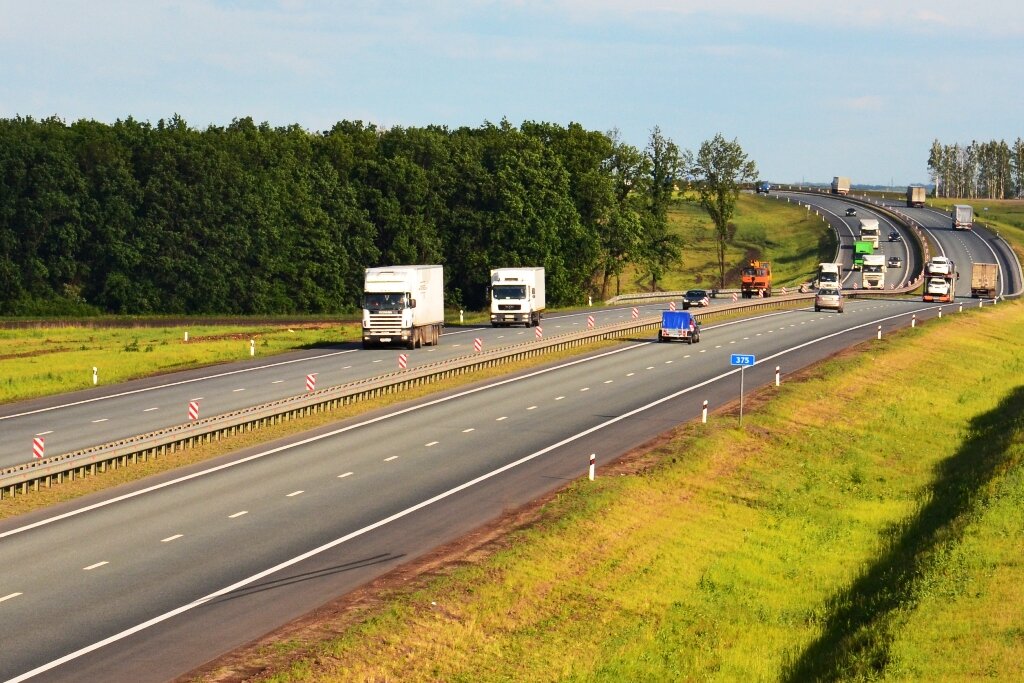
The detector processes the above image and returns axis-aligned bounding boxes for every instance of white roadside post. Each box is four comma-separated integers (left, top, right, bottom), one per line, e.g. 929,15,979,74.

877,325,882,340
184,330,189,342
459,309,464,324
959,302,963,312
92,366,98,385
775,366,780,387
588,453,596,481
250,339,255,356
701,400,708,424
912,314,916,328
938,308,942,318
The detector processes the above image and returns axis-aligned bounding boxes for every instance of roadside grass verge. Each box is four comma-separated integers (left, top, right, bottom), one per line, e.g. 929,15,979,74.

0,323,360,404
617,193,834,295
203,301,1024,682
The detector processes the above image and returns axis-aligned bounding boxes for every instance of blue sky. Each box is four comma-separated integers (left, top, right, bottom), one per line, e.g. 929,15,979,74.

2,1,1021,185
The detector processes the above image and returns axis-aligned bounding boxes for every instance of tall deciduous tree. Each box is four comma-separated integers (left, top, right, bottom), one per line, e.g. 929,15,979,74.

691,134,758,288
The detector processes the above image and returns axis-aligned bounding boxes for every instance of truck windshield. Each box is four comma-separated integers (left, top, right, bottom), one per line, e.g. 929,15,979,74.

492,285,527,300
742,268,766,277
819,273,838,283
864,265,883,273
363,292,407,310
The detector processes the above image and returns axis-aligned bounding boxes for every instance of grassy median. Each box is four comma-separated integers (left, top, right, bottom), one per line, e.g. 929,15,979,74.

198,300,1024,682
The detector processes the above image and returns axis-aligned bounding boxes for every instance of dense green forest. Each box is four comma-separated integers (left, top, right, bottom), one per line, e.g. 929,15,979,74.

0,116,684,315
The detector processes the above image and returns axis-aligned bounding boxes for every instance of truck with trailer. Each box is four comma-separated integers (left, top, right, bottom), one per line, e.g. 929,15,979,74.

362,265,444,349
952,204,974,230
858,218,880,248
740,259,772,298
852,241,873,271
923,257,956,303
659,310,701,344
861,254,886,289
817,262,842,289
490,267,545,327
906,185,926,208
970,263,998,298
831,176,851,195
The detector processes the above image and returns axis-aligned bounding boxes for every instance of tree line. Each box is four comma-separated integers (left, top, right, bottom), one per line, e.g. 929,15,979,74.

927,138,1024,199
0,115,753,315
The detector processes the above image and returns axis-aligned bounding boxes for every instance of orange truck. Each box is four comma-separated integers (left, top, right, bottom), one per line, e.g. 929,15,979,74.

741,259,773,298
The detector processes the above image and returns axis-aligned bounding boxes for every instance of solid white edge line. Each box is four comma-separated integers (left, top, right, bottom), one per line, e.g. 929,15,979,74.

0,350,359,422
6,305,930,682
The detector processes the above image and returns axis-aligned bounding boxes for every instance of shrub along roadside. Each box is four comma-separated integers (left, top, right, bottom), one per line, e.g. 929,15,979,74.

198,302,1024,682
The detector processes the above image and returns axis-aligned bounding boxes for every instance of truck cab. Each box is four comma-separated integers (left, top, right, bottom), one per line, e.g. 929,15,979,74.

817,263,841,289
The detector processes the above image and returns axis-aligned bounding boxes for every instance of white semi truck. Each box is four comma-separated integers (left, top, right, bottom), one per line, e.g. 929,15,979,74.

831,176,851,195
362,265,444,349
490,267,545,327
817,262,842,289
952,204,974,230
861,254,886,289
858,218,880,248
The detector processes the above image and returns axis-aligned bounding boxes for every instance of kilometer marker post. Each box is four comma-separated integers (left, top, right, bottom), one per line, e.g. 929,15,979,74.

730,354,756,426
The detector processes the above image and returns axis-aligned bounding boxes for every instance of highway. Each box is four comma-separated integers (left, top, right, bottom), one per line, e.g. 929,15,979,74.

0,295,967,682
0,300,731,470
774,191,918,288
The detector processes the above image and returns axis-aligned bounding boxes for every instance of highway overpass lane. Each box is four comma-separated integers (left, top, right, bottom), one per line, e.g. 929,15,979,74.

0,301,725,470
0,296,943,682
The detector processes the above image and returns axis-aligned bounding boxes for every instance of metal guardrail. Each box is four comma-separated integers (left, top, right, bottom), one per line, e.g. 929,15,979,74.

0,295,809,500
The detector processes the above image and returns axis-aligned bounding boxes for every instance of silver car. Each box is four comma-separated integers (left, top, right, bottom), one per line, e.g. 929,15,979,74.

814,288,844,313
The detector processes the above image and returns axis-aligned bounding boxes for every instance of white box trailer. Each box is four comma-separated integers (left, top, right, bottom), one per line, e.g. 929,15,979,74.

831,176,850,195
490,267,545,327
952,204,974,230
362,265,444,349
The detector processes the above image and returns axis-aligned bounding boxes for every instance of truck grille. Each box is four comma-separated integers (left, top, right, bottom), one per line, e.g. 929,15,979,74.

367,313,403,330
498,304,521,311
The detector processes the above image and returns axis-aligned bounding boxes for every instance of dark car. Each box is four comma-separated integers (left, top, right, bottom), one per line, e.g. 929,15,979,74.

888,256,902,268
889,230,902,241
845,207,857,217
682,289,711,309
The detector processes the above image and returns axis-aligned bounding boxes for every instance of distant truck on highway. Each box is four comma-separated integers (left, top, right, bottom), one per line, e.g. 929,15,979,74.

906,185,926,208
861,254,886,289
659,310,701,344
858,218,880,248
817,262,842,289
362,265,445,349
852,241,873,270
741,259,772,298
831,176,851,195
756,181,771,195
970,262,998,298
952,204,974,230
490,267,545,327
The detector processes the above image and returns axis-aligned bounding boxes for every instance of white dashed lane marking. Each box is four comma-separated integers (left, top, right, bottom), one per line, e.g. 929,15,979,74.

272,380,284,384
286,490,304,497
0,593,22,603
35,430,53,436
555,396,565,401
161,534,183,543
527,406,537,411
233,388,245,392
143,407,158,412
91,419,108,423
425,441,439,447
627,372,635,377
83,561,108,571
384,456,399,462
580,387,590,392
338,472,353,479
229,511,248,519
604,380,613,383
496,416,508,421
462,428,475,433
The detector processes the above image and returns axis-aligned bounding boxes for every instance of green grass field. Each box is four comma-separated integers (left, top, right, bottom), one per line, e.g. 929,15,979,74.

615,193,835,295
0,323,358,404
204,301,1024,682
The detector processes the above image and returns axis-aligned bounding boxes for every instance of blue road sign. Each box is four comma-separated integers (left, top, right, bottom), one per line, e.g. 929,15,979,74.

730,354,756,366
